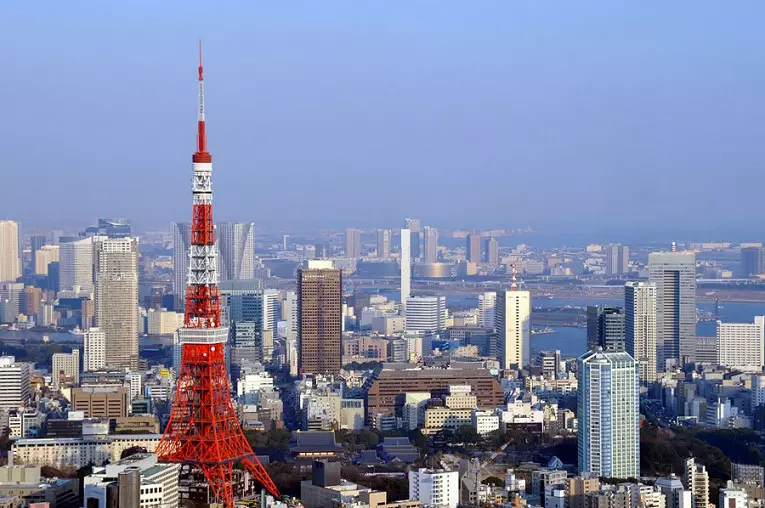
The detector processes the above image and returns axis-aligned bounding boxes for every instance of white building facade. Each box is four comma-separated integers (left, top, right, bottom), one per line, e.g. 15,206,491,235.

409,468,459,508
717,317,765,371
495,289,531,369
625,281,658,385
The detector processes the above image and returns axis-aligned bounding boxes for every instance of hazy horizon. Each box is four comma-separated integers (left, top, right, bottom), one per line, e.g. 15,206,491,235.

4,2,765,236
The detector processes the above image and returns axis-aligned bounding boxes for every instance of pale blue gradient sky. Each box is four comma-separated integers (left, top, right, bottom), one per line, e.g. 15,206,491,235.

3,2,765,236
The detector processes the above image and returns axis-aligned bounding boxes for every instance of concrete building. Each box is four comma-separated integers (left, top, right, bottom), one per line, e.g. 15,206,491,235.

684,457,709,508
95,237,139,370
566,476,601,508
0,221,21,283
298,260,342,376
364,365,504,423
409,468,458,508
478,292,497,330
587,306,626,352
401,228,411,315
741,247,765,277
0,283,22,324
83,328,106,372
7,409,46,439
59,236,98,292
605,244,630,275
649,251,696,369
717,317,765,371
466,234,481,264
656,475,691,508
51,350,80,389
346,228,362,259
11,434,161,469
377,229,391,259
495,289,531,369
405,296,446,334
70,386,130,419
0,466,78,508
625,282,658,385
483,237,499,267
84,453,180,508
578,349,639,479
406,218,421,260
0,357,31,411
719,481,748,508
217,221,255,282
20,286,41,318
171,222,192,312
731,463,765,489
34,245,59,276
423,227,438,264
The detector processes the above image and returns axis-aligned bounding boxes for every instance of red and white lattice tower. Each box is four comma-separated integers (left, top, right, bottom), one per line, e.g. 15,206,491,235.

155,43,279,506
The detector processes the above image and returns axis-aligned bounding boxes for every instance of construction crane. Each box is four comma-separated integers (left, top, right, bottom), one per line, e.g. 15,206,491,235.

468,437,515,505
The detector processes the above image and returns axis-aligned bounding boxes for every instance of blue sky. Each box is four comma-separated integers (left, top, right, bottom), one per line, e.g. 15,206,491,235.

3,2,765,236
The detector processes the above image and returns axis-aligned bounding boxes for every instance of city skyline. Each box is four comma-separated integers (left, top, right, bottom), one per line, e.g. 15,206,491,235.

4,2,765,235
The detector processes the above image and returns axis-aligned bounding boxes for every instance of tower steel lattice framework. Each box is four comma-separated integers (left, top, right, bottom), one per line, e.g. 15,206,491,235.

155,44,279,506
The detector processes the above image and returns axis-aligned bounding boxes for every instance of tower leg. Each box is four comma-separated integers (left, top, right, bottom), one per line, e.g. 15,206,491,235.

242,456,279,500
200,462,235,508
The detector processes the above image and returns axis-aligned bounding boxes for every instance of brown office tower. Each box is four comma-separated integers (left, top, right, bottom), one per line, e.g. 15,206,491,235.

71,386,130,419
298,260,342,376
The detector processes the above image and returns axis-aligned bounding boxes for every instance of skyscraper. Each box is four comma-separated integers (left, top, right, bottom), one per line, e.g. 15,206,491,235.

172,222,192,313
466,233,481,264
30,235,47,274
478,291,497,329
483,237,499,267
217,222,255,281
377,229,391,259
95,237,139,370
298,260,342,376
59,236,98,292
605,244,630,275
405,218,421,260
578,349,639,479
0,356,31,411
648,251,696,369
625,282,658,385
741,247,765,277
0,221,21,282
423,226,438,263
173,221,255,312
586,306,626,352
345,228,362,259
400,228,411,315
495,289,531,369
220,280,264,378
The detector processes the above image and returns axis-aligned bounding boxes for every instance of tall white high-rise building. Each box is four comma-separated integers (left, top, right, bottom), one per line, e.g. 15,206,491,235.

684,457,709,508
408,468,459,508
84,327,106,372
377,229,391,259
478,291,497,329
717,317,765,371
423,226,438,263
283,291,298,342
625,282,657,385
648,251,696,369
51,350,80,389
217,222,255,281
262,289,280,333
95,237,139,370
0,221,21,282
405,296,446,334
578,349,639,479
59,236,99,292
0,356,31,411
400,228,411,315
495,289,531,369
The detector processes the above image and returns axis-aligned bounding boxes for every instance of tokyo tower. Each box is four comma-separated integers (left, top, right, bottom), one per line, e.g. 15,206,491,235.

155,43,279,506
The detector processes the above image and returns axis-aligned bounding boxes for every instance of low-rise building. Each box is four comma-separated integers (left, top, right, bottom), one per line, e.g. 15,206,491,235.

0,466,78,508
83,453,180,508
409,468,459,508
10,434,161,469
